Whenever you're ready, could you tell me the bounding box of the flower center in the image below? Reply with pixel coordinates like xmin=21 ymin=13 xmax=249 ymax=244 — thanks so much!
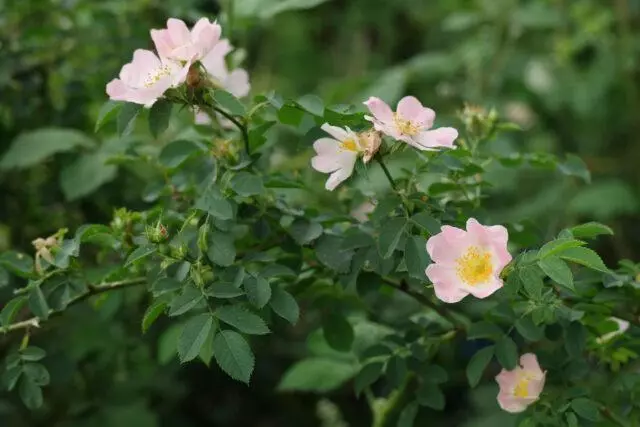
xmin=456 ymin=246 xmax=493 ymax=285
xmin=393 ymin=113 xmax=420 ymax=136
xmin=340 ymin=138 xmax=359 ymax=152
xmin=514 ymin=376 xmax=531 ymax=398
xmin=143 ymin=65 xmax=172 ymax=88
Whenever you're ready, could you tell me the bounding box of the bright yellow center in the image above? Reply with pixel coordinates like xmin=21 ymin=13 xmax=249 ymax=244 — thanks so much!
xmin=340 ymin=138 xmax=359 ymax=152
xmin=144 ymin=65 xmax=172 ymax=88
xmin=514 ymin=376 xmax=531 ymax=398
xmin=393 ymin=113 xmax=420 ymax=136
xmin=456 ymin=246 xmax=493 ymax=285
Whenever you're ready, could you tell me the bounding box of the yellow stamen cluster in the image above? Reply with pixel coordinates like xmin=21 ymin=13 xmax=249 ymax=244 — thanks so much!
xmin=456 ymin=246 xmax=493 ymax=285
xmin=514 ymin=375 xmax=532 ymax=398
xmin=393 ymin=113 xmax=420 ymax=136
xmin=144 ymin=65 xmax=172 ymax=87
xmin=340 ymin=138 xmax=359 ymax=152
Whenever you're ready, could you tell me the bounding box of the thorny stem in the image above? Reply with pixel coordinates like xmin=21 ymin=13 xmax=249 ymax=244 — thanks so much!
xmin=2 ymin=278 xmax=147 ymax=333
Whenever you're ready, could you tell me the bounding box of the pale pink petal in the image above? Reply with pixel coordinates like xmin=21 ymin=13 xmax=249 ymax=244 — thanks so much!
xmin=325 ymin=161 xmax=355 ymax=191
xmin=225 ymin=68 xmax=250 ymax=98
xmin=497 ymin=393 xmax=529 ymax=413
xmin=519 ymin=354 xmax=543 ymax=377
xmin=464 ymin=275 xmax=503 ymax=299
xmin=426 ymin=264 xmax=468 ymax=303
xmin=201 ymin=39 xmax=233 ymax=79
xmin=321 ymin=123 xmax=350 ymax=141
xmin=416 ymin=127 xmax=458 ymax=150
xmin=191 ymin=18 xmax=221 ymax=55
xmin=495 ymin=369 xmax=518 ymax=389
xmin=364 ymin=97 xmax=393 ymax=124
xmin=396 ymin=96 xmax=435 ymax=126
xmin=527 ymin=375 xmax=545 ymax=398
xmin=426 ymin=225 xmax=468 ymax=263
xmin=313 ymin=138 xmax=340 ymax=155
xmin=465 ymin=219 xmax=512 ymax=270
xmin=150 ymin=29 xmax=173 ymax=59
xmin=170 ymin=61 xmax=191 ymax=87
xmin=131 ymin=49 xmax=161 ymax=74
xmin=312 ymin=155 xmax=342 ymax=173
xmin=106 ymin=79 xmax=130 ymax=101
xmin=167 ymin=18 xmax=191 ymax=47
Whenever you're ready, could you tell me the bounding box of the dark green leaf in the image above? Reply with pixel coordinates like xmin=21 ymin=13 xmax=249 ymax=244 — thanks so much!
xmin=405 ymin=235 xmax=430 ymax=279
xmin=152 ymin=277 xmax=182 ymax=296
xmin=386 ymin=355 xmax=407 ymax=388
xmin=538 ymin=256 xmax=573 ymax=288
xmin=148 ymin=99 xmax=173 ymax=137
xmin=159 ymin=140 xmax=202 ymax=168
xmin=213 ymin=90 xmax=245 ymax=116
xmin=23 ymin=363 xmax=49 ymax=386
xmin=20 ymin=347 xmax=46 ymax=362
xmin=60 ymin=152 xmax=117 ymax=201
xmin=178 ymin=314 xmax=215 ymax=362
xmin=495 ymin=336 xmax=518 ymax=370
xmin=269 ymin=288 xmax=299 ymax=324
xmin=52 ymin=238 xmax=80 ymax=268
xmin=168 ymin=285 xmax=203 ymax=316
xmin=18 ymin=376 xmax=43 ymax=409
xmin=125 ymin=245 xmax=157 ymax=266
xmin=142 ymin=300 xmax=167 ymax=333
xmin=378 ymin=218 xmax=406 ymax=259
xmin=315 ymin=235 xmax=353 ymax=273
xmin=571 ymin=398 xmax=601 ymax=421
xmin=565 ymin=322 xmax=586 ymax=358
xmin=1 ymin=297 xmax=27 ymax=326
xmin=322 ymin=312 xmax=354 ymax=352
xmin=560 ymin=247 xmax=609 ymax=273
xmin=207 ymin=232 xmax=236 ymax=267
xmin=195 ymin=185 xmax=234 ymax=220
xmin=230 ymin=172 xmax=265 ymax=196
xmin=397 ymin=402 xmax=419 ymax=427
xmin=0 ymin=252 xmax=34 ymax=278
xmin=466 ymin=346 xmax=494 ymax=387
xmin=417 ymin=382 xmax=445 ymax=410
xmin=467 ymin=321 xmax=503 ymax=340
xmin=515 ymin=317 xmax=544 ymax=342
xmin=2 ymin=366 xmax=22 ymax=391
xmin=277 ymin=358 xmax=357 ymax=392
xmin=243 ymin=274 xmax=272 ymax=308
xmin=215 ymin=305 xmax=270 ymax=335
xmin=206 ymin=282 xmax=244 ymax=299
xmin=565 ymin=412 xmax=579 ymax=427
xmin=419 ymin=364 xmax=448 ymax=384
xmin=95 ymin=101 xmax=122 ymax=132
xmin=288 ymin=220 xmax=323 ymax=245
xmin=28 ymin=285 xmax=49 ymax=320
xmin=117 ymin=103 xmax=142 ymax=136
xmin=519 ymin=265 xmax=544 ymax=299
xmin=354 ymin=361 xmax=384 ymax=395
xmin=212 ymin=330 xmax=255 ymax=384
xmin=411 ymin=212 xmax=441 ymax=235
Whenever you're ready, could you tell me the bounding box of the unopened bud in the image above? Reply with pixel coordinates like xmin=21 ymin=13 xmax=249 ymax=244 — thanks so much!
xmin=146 ymin=221 xmax=168 ymax=243
xmin=359 ymin=130 xmax=382 ymax=163
xmin=186 ymin=64 xmax=202 ymax=88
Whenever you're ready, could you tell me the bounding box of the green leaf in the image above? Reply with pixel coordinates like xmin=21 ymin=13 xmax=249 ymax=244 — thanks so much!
xmin=152 ymin=277 xmax=182 ymax=296
xmin=397 ymin=402 xmax=419 ymax=427
xmin=569 ymin=222 xmax=613 ymax=239
xmin=158 ymin=323 xmax=181 ymax=364
xmin=571 ymin=398 xmax=601 ymax=422
xmin=142 ymin=300 xmax=167 ymax=333
xmin=0 ymin=252 xmax=33 ymax=278
xmin=565 ymin=322 xmax=586 ymax=358
xmin=378 ymin=218 xmax=406 ymax=259
xmin=230 ymin=172 xmax=265 ymax=196
xmin=206 ymin=282 xmax=244 ymax=299
xmin=277 ymin=104 xmax=304 ymax=126
xmin=28 ymin=285 xmax=49 ymax=320
xmin=515 ymin=317 xmax=544 ymax=342
xmin=117 ymin=103 xmax=142 ymax=136
xmin=269 ymin=288 xmax=299 ymax=324
xmin=558 ymin=154 xmax=590 ymax=183
xmin=419 ymin=365 xmax=448 ymax=384
xmin=386 ymin=355 xmax=407 ymax=388
xmin=538 ymin=256 xmax=573 ymax=288
xmin=538 ymin=238 xmax=585 ymax=259
xmin=278 ymin=357 xmax=357 ymax=392
xmin=18 ymin=376 xmax=43 ymax=409
xmin=560 ymin=247 xmax=609 ymax=273
xmin=322 ymin=312 xmax=354 ymax=352
xmin=207 ymin=231 xmax=236 ymax=267
xmin=52 ymin=239 xmax=80 ymax=269
xmin=195 ymin=184 xmax=234 ymax=220
xmin=410 ymin=212 xmax=441 ymax=235
xmin=199 ymin=327 xmax=215 ymax=366
xmin=1 ymin=297 xmax=27 ymax=326
xmin=495 ymin=336 xmax=518 ymax=370
xmin=0 ymin=267 xmax=8 ymax=288
xmin=213 ymin=90 xmax=245 ymax=116
xmin=2 ymin=366 xmax=22 ymax=391
xmin=354 ymin=361 xmax=384 ymax=395
xmin=243 ymin=274 xmax=272 ymax=308
xmin=565 ymin=412 xmax=579 ymax=427
xmin=296 ymin=94 xmax=324 ymax=116
xmin=0 ymin=128 xmax=95 ymax=170
xmin=168 ymin=285 xmax=204 ymax=316
xmin=466 ymin=345 xmax=494 ymax=387
xmin=20 ymin=347 xmax=46 ymax=362
xmin=148 ymin=99 xmax=173 ymax=137
xmin=159 ymin=140 xmax=202 ymax=168
xmin=95 ymin=101 xmax=122 ymax=132
xmin=60 ymin=152 xmax=118 ymax=200
xmin=178 ymin=313 xmax=215 ymax=363
xmin=519 ymin=265 xmax=544 ymax=299
xmin=23 ymin=363 xmax=49 ymax=386
xmin=405 ymin=235 xmax=429 ymax=279
xmin=467 ymin=321 xmax=503 ymax=340
xmin=215 ymin=305 xmax=270 ymax=335
xmin=417 ymin=382 xmax=445 ymax=410
xmin=288 ymin=220 xmax=323 ymax=246
xmin=126 ymin=245 xmax=157 ymax=266
xmin=212 ymin=330 xmax=255 ymax=384
xmin=315 ymin=235 xmax=353 ymax=273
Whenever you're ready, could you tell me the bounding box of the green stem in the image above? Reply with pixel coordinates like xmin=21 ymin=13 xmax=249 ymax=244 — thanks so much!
xmin=376 ymin=155 xmax=398 ymax=191
xmin=210 ymin=104 xmax=251 ymax=157
xmin=372 ymin=375 xmax=413 ymax=427
xmin=2 ymin=278 xmax=147 ymax=333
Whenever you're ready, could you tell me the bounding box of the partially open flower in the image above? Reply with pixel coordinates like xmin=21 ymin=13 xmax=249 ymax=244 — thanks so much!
xmin=364 ymin=96 xmax=458 ymax=151
xmin=151 ymin=18 xmax=221 ymax=62
xmin=32 ymin=235 xmax=59 ymax=274
xmin=106 ymin=49 xmax=189 ymax=107
xmin=311 ymin=124 xmax=364 ymax=191
xmin=358 ymin=130 xmax=382 ymax=163
xmin=425 ymin=218 xmax=511 ymax=303
xmin=496 ymin=353 xmax=546 ymax=413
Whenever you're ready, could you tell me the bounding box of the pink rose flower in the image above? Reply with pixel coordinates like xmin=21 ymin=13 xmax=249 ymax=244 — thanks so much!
xmin=201 ymin=39 xmax=250 ymax=98
xmin=151 ymin=18 xmax=221 ymax=62
xmin=425 ymin=218 xmax=511 ymax=303
xmin=311 ymin=124 xmax=364 ymax=191
xmin=106 ymin=49 xmax=189 ymax=107
xmin=363 ymin=96 xmax=458 ymax=151
xmin=496 ymin=353 xmax=546 ymax=413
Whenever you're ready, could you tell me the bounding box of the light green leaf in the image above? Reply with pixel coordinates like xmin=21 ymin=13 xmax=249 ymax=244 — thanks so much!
xmin=571 ymin=398 xmax=601 ymax=422
xmin=519 ymin=265 xmax=544 ymax=299
xmin=1 ymin=128 xmax=95 ymax=170
xmin=0 ymin=252 xmax=34 ymax=278
xmin=178 ymin=314 xmax=215 ymax=363
xmin=1 ymin=297 xmax=27 ymax=326
xmin=538 ymin=256 xmax=573 ymax=288
xmin=354 ymin=361 xmax=384 ymax=395
xmin=230 ymin=172 xmax=265 ymax=196
xmin=558 ymin=154 xmax=590 ymax=183
xmin=405 ymin=235 xmax=430 ymax=279
xmin=214 ymin=305 xmax=270 ymax=335
xmin=212 ymin=90 xmax=245 ymax=116
xmin=466 ymin=345 xmax=494 ymax=387
xmin=142 ymin=300 xmax=167 ymax=333
xmin=125 ymin=245 xmax=157 ymax=266
xmin=277 ymin=357 xmax=357 ymax=392
xmin=195 ymin=184 xmax=234 ymax=220
xmin=269 ymin=288 xmax=299 ymax=324
xmin=410 ymin=212 xmax=441 ymax=235
xmin=538 ymin=238 xmax=585 ymax=259
xmin=60 ymin=152 xmax=117 ymax=200
xmin=117 ymin=103 xmax=142 ymax=136
xmin=148 ymin=99 xmax=173 ymax=138
xmin=560 ymin=247 xmax=609 ymax=273
xmin=212 ymin=330 xmax=255 ymax=384
xmin=378 ymin=218 xmax=406 ymax=259
xmin=95 ymin=101 xmax=122 ymax=132
xmin=207 ymin=231 xmax=236 ymax=267
xmin=569 ymin=222 xmax=613 ymax=239
xmin=20 ymin=347 xmax=46 ymax=362
xmin=296 ymin=94 xmax=324 ymax=116
xmin=515 ymin=317 xmax=544 ymax=342
xmin=159 ymin=140 xmax=202 ymax=168
xmin=152 ymin=277 xmax=182 ymax=296
xmin=28 ymin=285 xmax=49 ymax=320
xmin=243 ymin=274 xmax=271 ymax=308
xmin=238 ymin=0 xmax=331 ymax=20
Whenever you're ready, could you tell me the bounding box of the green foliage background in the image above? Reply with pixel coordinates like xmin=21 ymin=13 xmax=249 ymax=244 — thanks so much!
xmin=1 ymin=0 xmax=639 ymax=425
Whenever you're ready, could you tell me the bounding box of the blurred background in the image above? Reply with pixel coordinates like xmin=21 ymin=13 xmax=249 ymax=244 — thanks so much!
xmin=1 ymin=0 xmax=639 ymax=425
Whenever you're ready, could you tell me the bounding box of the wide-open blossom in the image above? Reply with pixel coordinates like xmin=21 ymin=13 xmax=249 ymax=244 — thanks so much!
xmin=106 ymin=49 xmax=188 ymax=106
xmin=201 ymin=39 xmax=250 ymax=98
xmin=425 ymin=218 xmax=511 ymax=303
xmin=364 ymin=96 xmax=458 ymax=151
xmin=311 ymin=124 xmax=364 ymax=191
xmin=496 ymin=353 xmax=546 ymax=413
xmin=596 ymin=317 xmax=630 ymax=344
xmin=151 ymin=18 xmax=221 ymax=62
